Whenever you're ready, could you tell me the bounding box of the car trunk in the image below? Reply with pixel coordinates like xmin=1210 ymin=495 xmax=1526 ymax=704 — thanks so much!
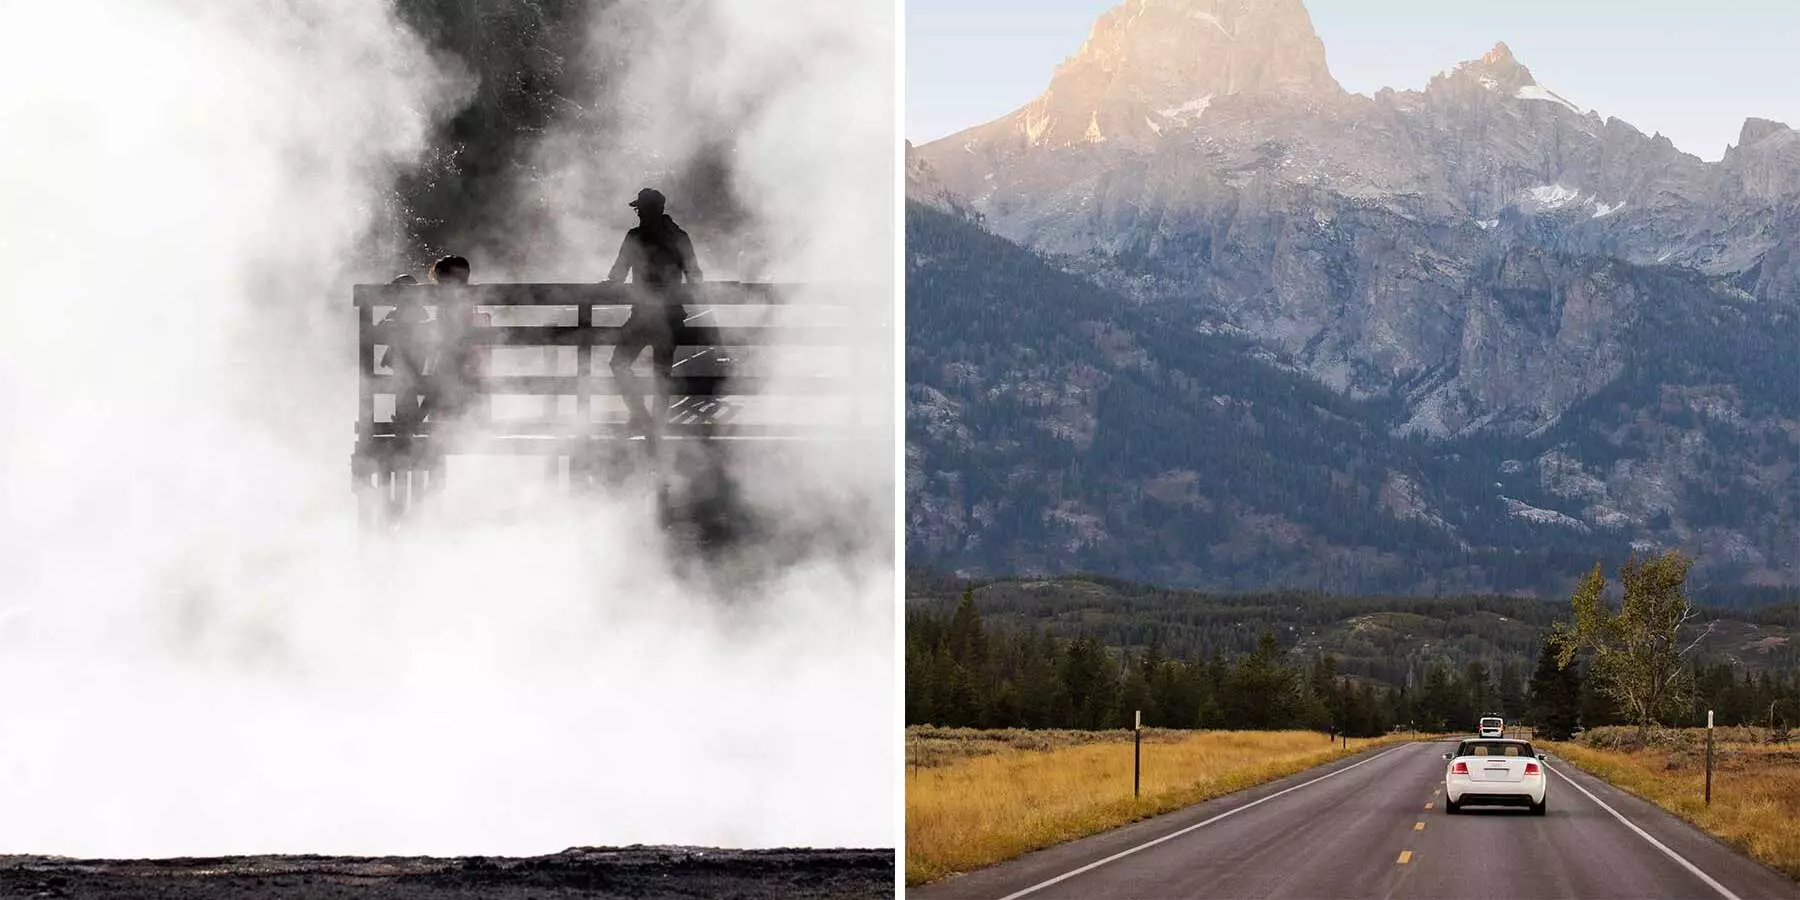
xmin=1468 ymin=757 xmax=1527 ymax=782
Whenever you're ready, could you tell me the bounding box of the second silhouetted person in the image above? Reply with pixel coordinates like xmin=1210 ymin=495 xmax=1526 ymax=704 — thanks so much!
xmin=605 ymin=187 xmax=703 ymax=438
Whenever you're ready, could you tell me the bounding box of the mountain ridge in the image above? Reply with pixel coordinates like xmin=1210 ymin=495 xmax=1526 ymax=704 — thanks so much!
xmin=904 ymin=0 xmax=1798 ymax=592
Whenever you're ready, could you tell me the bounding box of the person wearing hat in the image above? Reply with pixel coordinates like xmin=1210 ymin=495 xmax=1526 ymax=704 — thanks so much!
xmin=605 ymin=187 xmax=703 ymax=438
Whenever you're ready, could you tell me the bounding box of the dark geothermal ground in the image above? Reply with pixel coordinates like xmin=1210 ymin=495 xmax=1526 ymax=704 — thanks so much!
xmin=0 ymin=846 xmax=893 ymax=898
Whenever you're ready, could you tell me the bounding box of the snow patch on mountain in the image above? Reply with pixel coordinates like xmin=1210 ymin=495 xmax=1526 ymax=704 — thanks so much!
xmin=1515 ymin=84 xmax=1584 ymax=114
xmin=1527 ymin=183 xmax=1582 ymax=210
xmin=1157 ymin=94 xmax=1214 ymax=123
xmin=1189 ymin=9 xmax=1231 ymax=38
xmin=1518 ymin=184 xmax=1625 ymax=219
xmin=1502 ymin=496 xmax=1591 ymax=531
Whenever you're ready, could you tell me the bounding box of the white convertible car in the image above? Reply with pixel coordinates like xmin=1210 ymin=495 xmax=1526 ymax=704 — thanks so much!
xmin=1443 ymin=738 xmax=1547 ymax=815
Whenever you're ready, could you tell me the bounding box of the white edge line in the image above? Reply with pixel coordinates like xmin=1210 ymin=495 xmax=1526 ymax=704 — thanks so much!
xmin=1546 ymin=761 xmax=1741 ymax=900
xmin=992 ymin=744 xmax=1413 ymax=900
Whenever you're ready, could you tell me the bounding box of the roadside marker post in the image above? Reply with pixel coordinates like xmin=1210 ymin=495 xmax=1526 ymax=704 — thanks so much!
xmin=1134 ymin=709 xmax=1142 ymax=799
xmin=1706 ymin=709 xmax=1714 ymax=806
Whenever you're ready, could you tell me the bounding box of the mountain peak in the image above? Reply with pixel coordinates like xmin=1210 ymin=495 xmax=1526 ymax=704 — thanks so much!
xmin=1065 ymin=0 xmax=1340 ymax=97
xmin=1421 ymin=40 xmax=1577 ymax=109
xmin=1451 ymin=40 xmax=1536 ymax=88
xmin=1738 ymin=117 xmax=1793 ymax=147
xmin=1010 ymin=0 xmax=1342 ymax=148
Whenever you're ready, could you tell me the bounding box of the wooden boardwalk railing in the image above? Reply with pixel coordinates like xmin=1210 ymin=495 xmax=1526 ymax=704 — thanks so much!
xmin=351 ymin=281 xmax=865 ymax=523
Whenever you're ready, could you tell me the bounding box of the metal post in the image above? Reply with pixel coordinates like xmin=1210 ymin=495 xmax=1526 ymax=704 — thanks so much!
xmin=1134 ymin=709 xmax=1142 ymax=799
xmin=1705 ymin=709 xmax=1714 ymax=806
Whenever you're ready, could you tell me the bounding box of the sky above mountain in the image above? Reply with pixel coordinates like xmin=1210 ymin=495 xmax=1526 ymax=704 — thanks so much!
xmin=908 ymin=0 xmax=1800 ymax=160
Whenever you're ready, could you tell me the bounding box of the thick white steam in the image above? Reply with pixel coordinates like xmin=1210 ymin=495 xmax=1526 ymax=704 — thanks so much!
xmin=0 ymin=0 xmax=895 ymax=857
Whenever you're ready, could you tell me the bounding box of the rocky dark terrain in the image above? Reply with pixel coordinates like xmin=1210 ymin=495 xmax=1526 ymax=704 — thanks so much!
xmin=0 ymin=847 xmax=892 ymax=899
xmin=906 ymin=0 xmax=1799 ymax=594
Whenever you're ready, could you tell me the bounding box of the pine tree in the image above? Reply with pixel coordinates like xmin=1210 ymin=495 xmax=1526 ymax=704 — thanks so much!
xmin=1226 ymin=631 xmax=1298 ymax=728
xmin=1527 ymin=634 xmax=1582 ymax=740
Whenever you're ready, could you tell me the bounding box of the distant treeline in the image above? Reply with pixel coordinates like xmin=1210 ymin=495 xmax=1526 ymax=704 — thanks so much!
xmin=906 ymin=586 xmax=1800 ymax=737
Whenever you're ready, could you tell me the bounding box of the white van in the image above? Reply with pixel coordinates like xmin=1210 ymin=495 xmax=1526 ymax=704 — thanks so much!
xmin=1478 ymin=716 xmax=1505 ymax=738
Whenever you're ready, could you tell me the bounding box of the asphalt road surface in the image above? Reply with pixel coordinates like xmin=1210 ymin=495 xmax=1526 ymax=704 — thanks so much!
xmin=915 ymin=739 xmax=1797 ymax=900
xmin=0 ymin=846 xmax=892 ymax=899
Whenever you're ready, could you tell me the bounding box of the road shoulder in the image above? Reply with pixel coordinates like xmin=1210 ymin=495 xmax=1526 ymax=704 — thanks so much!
xmin=1545 ymin=753 xmax=1798 ymax=899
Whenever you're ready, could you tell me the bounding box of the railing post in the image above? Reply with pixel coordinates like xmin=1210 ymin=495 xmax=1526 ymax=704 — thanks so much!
xmin=576 ymin=299 xmax=594 ymax=430
xmin=571 ymin=299 xmax=595 ymax=489
xmin=357 ymin=292 xmax=376 ymax=441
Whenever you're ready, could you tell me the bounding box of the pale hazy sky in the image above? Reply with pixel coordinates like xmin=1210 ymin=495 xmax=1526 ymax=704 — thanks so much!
xmin=908 ymin=0 xmax=1800 ymax=160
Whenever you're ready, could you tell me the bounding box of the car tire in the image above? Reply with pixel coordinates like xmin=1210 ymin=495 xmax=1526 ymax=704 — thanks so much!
xmin=1530 ymin=797 xmax=1546 ymax=816
xmin=1444 ymin=797 xmax=1460 ymax=815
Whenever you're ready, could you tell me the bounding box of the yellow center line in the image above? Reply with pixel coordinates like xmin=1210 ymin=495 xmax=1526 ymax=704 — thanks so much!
xmin=1424 ymin=802 xmax=1433 ymax=810
xmin=1414 ymin=822 xmax=1425 ymax=831
xmin=1397 ymin=850 xmax=1413 ymax=865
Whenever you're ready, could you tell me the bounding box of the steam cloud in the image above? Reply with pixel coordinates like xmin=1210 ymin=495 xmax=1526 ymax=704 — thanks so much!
xmin=0 ymin=0 xmax=895 ymax=857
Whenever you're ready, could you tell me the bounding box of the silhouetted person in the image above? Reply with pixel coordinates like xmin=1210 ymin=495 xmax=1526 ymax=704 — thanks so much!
xmin=379 ymin=273 xmax=432 ymax=435
xmin=419 ymin=255 xmax=489 ymax=425
xmin=378 ymin=273 xmax=424 ymax=372
xmin=429 ymin=255 xmax=471 ymax=285
xmin=606 ymin=188 xmax=702 ymax=438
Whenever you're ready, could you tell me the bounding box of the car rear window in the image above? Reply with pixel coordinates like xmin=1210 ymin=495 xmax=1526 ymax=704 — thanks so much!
xmin=1460 ymin=741 xmax=1533 ymax=757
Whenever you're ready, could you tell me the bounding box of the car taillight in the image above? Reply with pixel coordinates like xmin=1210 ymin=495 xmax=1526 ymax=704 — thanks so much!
xmin=1452 ymin=761 xmax=1469 ymax=775
xmin=1525 ymin=762 xmax=1540 ymax=776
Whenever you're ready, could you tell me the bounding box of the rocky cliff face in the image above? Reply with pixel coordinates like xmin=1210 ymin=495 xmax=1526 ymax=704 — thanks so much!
xmin=917 ymin=0 xmax=1797 ymax=434
xmin=905 ymin=141 xmax=982 ymax=222
xmin=906 ymin=0 xmax=1799 ymax=591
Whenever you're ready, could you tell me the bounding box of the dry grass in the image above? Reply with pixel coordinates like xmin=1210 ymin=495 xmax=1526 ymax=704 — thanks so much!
xmin=906 ymin=726 xmax=1213 ymax=769
xmin=905 ymin=727 xmax=1413 ymax=885
xmin=1546 ymin=727 xmax=1800 ymax=880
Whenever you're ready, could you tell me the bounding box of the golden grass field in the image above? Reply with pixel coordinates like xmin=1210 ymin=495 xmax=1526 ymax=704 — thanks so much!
xmin=905 ymin=727 xmax=1414 ymax=885
xmin=1546 ymin=727 xmax=1800 ymax=880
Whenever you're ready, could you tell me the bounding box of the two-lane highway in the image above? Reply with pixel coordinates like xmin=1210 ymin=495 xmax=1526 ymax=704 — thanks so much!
xmin=914 ymin=740 xmax=1797 ymax=899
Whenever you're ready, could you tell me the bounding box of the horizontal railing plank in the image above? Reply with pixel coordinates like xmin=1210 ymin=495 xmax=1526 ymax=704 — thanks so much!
xmin=362 ymin=324 xmax=860 ymax=346
xmin=361 ymin=375 xmax=839 ymax=395
xmin=353 ymin=282 xmax=794 ymax=307
xmin=358 ymin=423 xmax=831 ymax=444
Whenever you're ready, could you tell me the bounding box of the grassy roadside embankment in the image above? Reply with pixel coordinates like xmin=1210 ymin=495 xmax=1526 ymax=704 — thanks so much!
xmin=1545 ymin=726 xmax=1800 ymax=880
xmin=905 ymin=727 xmax=1415 ymax=885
